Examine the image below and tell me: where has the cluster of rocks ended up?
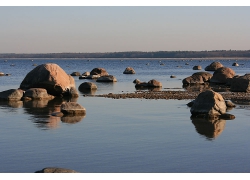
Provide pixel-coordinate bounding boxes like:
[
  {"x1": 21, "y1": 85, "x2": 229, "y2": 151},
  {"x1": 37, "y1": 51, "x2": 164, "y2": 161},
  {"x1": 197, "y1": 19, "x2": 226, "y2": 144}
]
[
  {"x1": 0, "y1": 63, "x2": 86, "y2": 117},
  {"x1": 183, "y1": 61, "x2": 249, "y2": 93}
]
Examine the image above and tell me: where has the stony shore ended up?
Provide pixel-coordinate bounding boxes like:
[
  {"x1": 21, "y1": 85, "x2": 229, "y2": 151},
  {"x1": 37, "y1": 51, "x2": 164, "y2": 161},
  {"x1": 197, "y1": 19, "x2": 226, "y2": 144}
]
[{"x1": 91, "y1": 90, "x2": 250, "y2": 104}]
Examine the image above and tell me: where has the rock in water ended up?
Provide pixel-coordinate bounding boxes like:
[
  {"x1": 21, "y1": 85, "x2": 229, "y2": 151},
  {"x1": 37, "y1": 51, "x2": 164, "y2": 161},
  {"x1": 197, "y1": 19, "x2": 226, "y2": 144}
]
[
  {"x1": 190, "y1": 90, "x2": 227, "y2": 118},
  {"x1": 19, "y1": 63, "x2": 77, "y2": 97}
]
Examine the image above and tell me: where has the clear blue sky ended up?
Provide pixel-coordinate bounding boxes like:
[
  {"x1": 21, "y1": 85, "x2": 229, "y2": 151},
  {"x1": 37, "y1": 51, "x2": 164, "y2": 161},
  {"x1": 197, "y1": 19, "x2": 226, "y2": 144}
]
[{"x1": 0, "y1": 5, "x2": 250, "y2": 53}]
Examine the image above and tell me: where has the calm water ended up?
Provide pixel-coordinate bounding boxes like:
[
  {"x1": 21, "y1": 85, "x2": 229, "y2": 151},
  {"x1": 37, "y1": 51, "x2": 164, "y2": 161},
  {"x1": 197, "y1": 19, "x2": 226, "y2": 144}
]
[{"x1": 1, "y1": 58, "x2": 250, "y2": 173}]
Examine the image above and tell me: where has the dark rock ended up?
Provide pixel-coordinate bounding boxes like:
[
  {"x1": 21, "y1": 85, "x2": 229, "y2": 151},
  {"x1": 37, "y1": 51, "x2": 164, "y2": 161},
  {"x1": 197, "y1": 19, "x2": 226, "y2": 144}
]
[
  {"x1": 96, "y1": 75, "x2": 117, "y2": 82},
  {"x1": 0, "y1": 89, "x2": 24, "y2": 101},
  {"x1": 230, "y1": 74, "x2": 250, "y2": 92}
]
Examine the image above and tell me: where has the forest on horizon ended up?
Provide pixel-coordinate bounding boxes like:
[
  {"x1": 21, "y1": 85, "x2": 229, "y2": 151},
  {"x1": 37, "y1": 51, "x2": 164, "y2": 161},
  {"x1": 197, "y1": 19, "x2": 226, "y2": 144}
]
[{"x1": 0, "y1": 50, "x2": 250, "y2": 59}]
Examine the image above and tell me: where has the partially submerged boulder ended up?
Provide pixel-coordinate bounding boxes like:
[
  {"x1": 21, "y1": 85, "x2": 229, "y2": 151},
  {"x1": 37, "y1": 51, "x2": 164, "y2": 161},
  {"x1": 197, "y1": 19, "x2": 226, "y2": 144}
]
[
  {"x1": 96, "y1": 75, "x2": 117, "y2": 82},
  {"x1": 210, "y1": 67, "x2": 235, "y2": 84},
  {"x1": 19, "y1": 63, "x2": 77, "y2": 97},
  {"x1": 230, "y1": 74, "x2": 250, "y2": 92},
  {"x1": 90, "y1": 67, "x2": 109, "y2": 76},
  {"x1": 0, "y1": 89, "x2": 24, "y2": 101},
  {"x1": 123, "y1": 67, "x2": 136, "y2": 74},
  {"x1": 78, "y1": 82, "x2": 97, "y2": 90},
  {"x1": 190, "y1": 90, "x2": 231, "y2": 119},
  {"x1": 193, "y1": 65, "x2": 202, "y2": 70},
  {"x1": 70, "y1": 72, "x2": 81, "y2": 76},
  {"x1": 61, "y1": 102, "x2": 86, "y2": 115},
  {"x1": 135, "y1": 79, "x2": 162, "y2": 88},
  {"x1": 22, "y1": 88, "x2": 54, "y2": 100},
  {"x1": 205, "y1": 62, "x2": 224, "y2": 71},
  {"x1": 182, "y1": 72, "x2": 213, "y2": 85},
  {"x1": 35, "y1": 167, "x2": 78, "y2": 173}
]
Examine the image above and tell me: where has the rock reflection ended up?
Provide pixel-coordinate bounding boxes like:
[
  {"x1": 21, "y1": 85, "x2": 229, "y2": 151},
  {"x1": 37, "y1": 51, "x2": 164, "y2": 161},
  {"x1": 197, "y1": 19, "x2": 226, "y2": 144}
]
[
  {"x1": 183, "y1": 83, "x2": 230, "y2": 93},
  {"x1": 23, "y1": 97, "x2": 82, "y2": 130},
  {"x1": 0, "y1": 100, "x2": 23, "y2": 108},
  {"x1": 61, "y1": 114, "x2": 86, "y2": 124},
  {"x1": 191, "y1": 117, "x2": 226, "y2": 140}
]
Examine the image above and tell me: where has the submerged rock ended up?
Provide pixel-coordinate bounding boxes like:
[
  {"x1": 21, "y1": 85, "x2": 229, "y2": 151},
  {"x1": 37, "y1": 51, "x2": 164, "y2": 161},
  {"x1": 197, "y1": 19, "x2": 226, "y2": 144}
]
[{"x1": 35, "y1": 167, "x2": 78, "y2": 173}]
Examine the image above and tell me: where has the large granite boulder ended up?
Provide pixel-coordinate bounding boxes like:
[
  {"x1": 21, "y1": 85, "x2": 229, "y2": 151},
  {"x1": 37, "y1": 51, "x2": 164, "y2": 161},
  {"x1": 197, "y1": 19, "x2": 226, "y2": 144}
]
[
  {"x1": 0, "y1": 89, "x2": 24, "y2": 101},
  {"x1": 190, "y1": 90, "x2": 227, "y2": 119},
  {"x1": 123, "y1": 67, "x2": 136, "y2": 74},
  {"x1": 22, "y1": 88, "x2": 54, "y2": 100},
  {"x1": 19, "y1": 63, "x2": 77, "y2": 97},
  {"x1": 210, "y1": 67, "x2": 235, "y2": 84},
  {"x1": 90, "y1": 67, "x2": 109, "y2": 76},
  {"x1": 230, "y1": 74, "x2": 250, "y2": 92},
  {"x1": 205, "y1": 62, "x2": 224, "y2": 71}
]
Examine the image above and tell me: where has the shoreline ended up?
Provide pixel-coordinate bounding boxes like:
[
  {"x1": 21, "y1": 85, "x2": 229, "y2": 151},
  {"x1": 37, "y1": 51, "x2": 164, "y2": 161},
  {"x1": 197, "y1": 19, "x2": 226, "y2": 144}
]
[{"x1": 92, "y1": 90, "x2": 250, "y2": 104}]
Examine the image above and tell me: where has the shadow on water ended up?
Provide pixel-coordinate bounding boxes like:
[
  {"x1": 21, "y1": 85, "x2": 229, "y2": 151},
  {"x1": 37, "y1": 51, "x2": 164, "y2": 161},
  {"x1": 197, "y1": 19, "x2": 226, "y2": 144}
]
[{"x1": 0, "y1": 96, "x2": 85, "y2": 130}]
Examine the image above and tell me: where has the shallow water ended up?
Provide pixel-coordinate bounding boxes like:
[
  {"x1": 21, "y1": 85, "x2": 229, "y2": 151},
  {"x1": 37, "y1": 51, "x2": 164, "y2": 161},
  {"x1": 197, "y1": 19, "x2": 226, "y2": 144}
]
[{"x1": 0, "y1": 58, "x2": 250, "y2": 173}]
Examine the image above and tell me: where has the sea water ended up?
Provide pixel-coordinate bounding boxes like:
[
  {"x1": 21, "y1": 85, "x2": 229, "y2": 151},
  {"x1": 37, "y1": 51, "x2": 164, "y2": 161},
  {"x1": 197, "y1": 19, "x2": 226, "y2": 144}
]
[{"x1": 0, "y1": 58, "x2": 250, "y2": 173}]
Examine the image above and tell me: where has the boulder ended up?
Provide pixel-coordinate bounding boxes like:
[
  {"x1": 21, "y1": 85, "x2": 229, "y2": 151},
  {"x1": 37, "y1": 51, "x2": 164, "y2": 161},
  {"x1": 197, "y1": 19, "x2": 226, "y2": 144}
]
[
  {"x1": 78, "y1": 82, "x2": 97, "y2": 90},
  {"x1": 90, "y1": 67, "x2": 109, "y2": 76},
  {"x1": 232, "y1": 62, "x2": 239, "y2": 66},
  {"x1": 205, "y1": 62, "x2": 224, "y2": 71},
  {"x1": 70, "y1": 72, "x2": 81, "y2": 76},
  {"x1": 193, "y1": 65, "x2": 202, "y2": 70},
  {"x1": 230, "y1": 74, "x2": 250, "y2": 92},
  {"x1": 182, "y1": 72, "x2": 212, "y2": 85},
  {"x1": 133, "y1": 79, "x2": 140, "y2": 84},
  {"x1": 190, "y1": 90, "x2": 227, "y2": 118},
  {"x1": 0, "y1": 89, "x2": 24, "y2": 101},
  {"x1": 210, "y1": 67, "x2": 235, "y2": 84},
  {"x1": 22, "y1": 88, "x2": 54, "y2": 100},
  {"x1": 61, "y1": 102, "x2": 86, "y2": 115},
  {"x1": 123, "y1": 67, "x2": 136, "y2": 74},
  {"x1": 19, "y1": 63, "x2": 77, "y2": 97},
  {"x1": 135, "y1": 79, "x2": 162, "y2": 88},
  {"x1": 96, "y1": 75, "x2": 117, "y2": 82},
  {"x1": 82, "y1": 72, "x2": 90, "y2": 76},
  {"x1": 35, "y1": 167, "x2": 78, "y2": 173},
  {"x1": 147, "y1": 79, "x2": 162, "y2": 87}
]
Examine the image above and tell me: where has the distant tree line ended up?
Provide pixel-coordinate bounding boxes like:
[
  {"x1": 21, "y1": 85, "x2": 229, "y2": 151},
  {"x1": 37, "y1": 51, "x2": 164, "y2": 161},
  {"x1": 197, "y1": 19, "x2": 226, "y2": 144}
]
[{"x1": 1, "y1": 50, "x2": 250, "y2": 59}]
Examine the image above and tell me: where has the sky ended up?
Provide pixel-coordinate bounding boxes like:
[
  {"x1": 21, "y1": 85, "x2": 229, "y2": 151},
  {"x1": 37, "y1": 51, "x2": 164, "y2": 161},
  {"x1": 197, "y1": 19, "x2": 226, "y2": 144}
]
[{"x1": 0, "y1": 2, "x2": 250, "y2": 53}]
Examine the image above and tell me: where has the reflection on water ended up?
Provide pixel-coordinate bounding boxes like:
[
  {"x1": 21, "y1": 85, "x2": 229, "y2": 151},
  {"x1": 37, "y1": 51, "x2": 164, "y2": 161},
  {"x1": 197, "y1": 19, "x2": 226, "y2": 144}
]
[
  {"x1": 191, "y1": 117, "x2": 226, "y2": 140},
  {"x1": 0, "y1": 96, "x2": 84, "y2": 130},
  {"x1": 78, "y1": 89, "x2": 97, "y2": 95}
]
